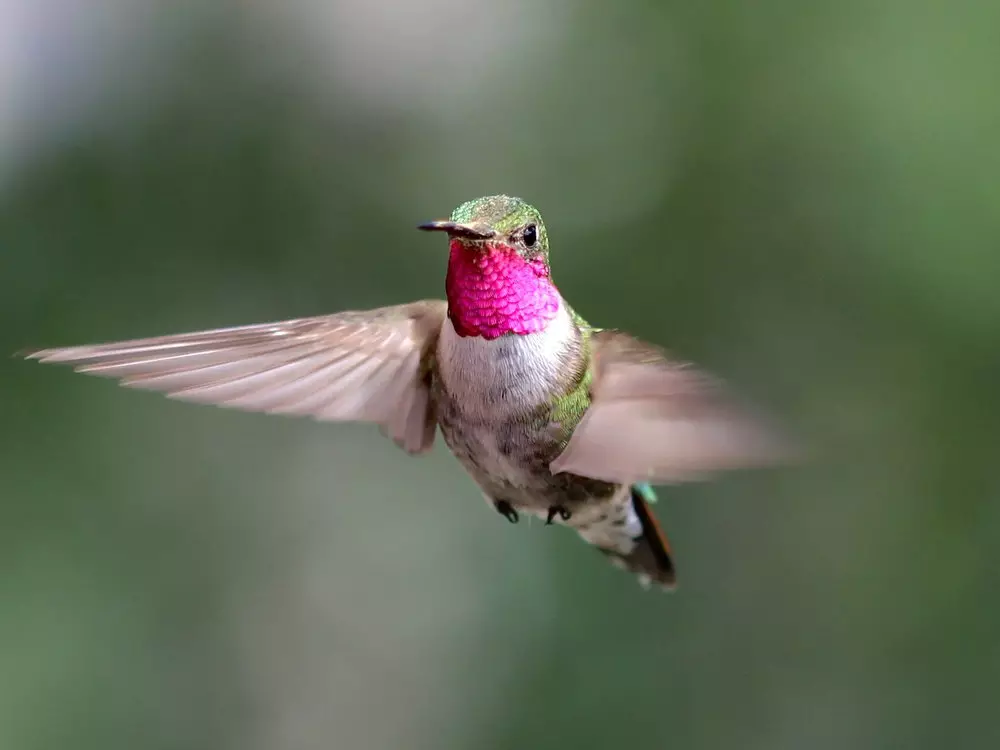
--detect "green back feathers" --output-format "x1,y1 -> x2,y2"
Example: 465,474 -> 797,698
549,307 -> 597,440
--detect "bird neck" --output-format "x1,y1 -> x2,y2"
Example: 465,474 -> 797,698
444,240 -> 560,340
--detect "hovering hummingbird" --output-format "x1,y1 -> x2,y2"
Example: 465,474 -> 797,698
23,195 -> 787,590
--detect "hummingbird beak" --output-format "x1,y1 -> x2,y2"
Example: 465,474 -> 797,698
417,220 -> 497,241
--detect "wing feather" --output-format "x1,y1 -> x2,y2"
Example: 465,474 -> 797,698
550,330 -> 792,484
24,301 -> 448,454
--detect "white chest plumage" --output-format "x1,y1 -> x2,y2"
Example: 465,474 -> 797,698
433,300 -> 576,494
434,302 -> 641,547
435,299 -> 576,421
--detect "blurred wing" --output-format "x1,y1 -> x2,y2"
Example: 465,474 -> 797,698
24,300 -> 448,454
550,330 -> 792,484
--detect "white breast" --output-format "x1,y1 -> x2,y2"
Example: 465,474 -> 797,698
436,299 -> 575,420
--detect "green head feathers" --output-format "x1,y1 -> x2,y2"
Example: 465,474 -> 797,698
449,195 -> 549,259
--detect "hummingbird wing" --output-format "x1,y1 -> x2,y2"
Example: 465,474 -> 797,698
550,330 -> 791,484
23,301 -> 448,454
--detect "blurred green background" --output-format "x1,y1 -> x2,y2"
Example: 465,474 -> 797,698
2,1 -> 998,749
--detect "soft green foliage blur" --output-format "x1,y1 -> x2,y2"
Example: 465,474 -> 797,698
2,1 -> 999,749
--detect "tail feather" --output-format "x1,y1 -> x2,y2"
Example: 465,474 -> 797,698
598,484 -> 676,591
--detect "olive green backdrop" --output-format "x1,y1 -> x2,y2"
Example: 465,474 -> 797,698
2,1 -> 997,749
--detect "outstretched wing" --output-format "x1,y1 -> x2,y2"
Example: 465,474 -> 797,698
550,330 -> 791,484
23,300 -> 448,454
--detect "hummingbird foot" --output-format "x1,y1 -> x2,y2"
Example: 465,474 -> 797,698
494,500 -> 520,524
545,505 -> 573,525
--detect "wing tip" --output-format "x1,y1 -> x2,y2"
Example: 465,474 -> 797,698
750,421 -> 804,468
16,347 -> 47,361
17,346 -> 95,364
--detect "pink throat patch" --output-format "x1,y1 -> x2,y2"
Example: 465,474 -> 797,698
445,240 -> 560,339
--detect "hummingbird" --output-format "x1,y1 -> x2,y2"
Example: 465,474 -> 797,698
23,195 -> 787,590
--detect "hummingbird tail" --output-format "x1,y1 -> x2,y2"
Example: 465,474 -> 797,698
597,484 -> 677,591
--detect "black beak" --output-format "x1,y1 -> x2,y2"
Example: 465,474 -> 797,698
417,220 -> 496,240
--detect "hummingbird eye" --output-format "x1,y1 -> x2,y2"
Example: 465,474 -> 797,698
522,224 -> 538,248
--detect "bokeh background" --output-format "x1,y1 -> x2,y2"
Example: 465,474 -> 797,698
2,1 -> 999,749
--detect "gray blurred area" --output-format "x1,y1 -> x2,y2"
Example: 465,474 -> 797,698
2,1 -> 998,748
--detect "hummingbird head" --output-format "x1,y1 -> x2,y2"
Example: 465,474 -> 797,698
418,195 -> 549,264
419,195 -> 560,340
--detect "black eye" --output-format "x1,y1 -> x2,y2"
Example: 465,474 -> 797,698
522,224 -> 537,248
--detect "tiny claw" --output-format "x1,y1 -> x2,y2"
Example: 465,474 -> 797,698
545,505 -> 573,525
495,500 -> 519,524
